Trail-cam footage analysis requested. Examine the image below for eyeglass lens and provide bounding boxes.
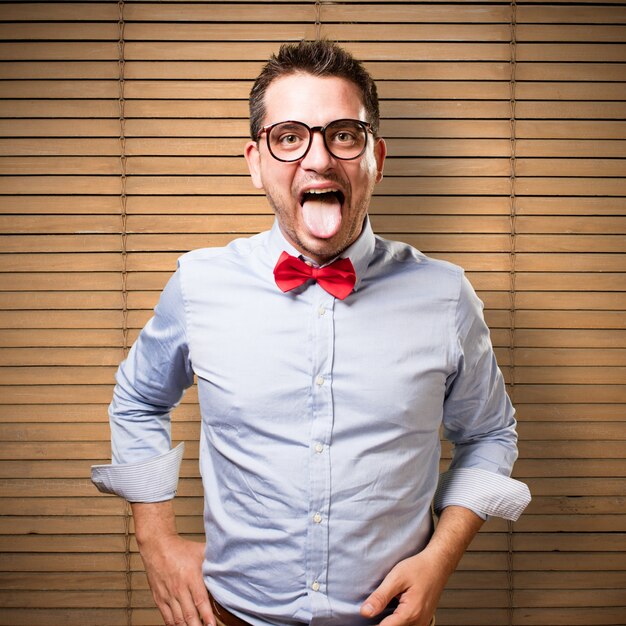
[267,120,368,162]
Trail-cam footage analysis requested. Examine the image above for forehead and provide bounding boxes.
[263,73,366,126]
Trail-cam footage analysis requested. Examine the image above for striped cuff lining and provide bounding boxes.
[434,467,531,521]
[91,442,185,502]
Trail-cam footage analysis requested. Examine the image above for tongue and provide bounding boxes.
[301,196,342,239]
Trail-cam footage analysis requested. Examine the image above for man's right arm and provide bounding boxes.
[91,270,213,625]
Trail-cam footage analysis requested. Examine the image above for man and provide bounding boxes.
[92,40,530,626]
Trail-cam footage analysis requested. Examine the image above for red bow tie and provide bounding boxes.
[273,251,356,300]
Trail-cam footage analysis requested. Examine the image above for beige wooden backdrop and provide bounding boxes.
[0,1,625,625]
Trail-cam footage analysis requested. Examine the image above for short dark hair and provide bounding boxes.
[249,40,380,140]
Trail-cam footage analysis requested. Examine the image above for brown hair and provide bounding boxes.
[249,40,380,140]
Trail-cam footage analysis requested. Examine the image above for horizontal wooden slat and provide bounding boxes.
[0,23,119,40]
[0,589,128,608]
[0,42,118,60]
[0,366,117,384]
[513,330,626,349]
[518,23,626,41]
[515,273,626,291]
[517,44,626,62]
[0,138,240,157]
[513,348,626,366]
[127,4,511,24]
[124,22,512,42]
[518,5,626,24]
[0,3,119,20]
[0,272,124,291]
[513,366,626,384]
[515,197,626,215]
[0,403,124,422]
[0,329,122,348]
[0,82,120,100]
[456,568,626,588]
[123,41,510,62]
[0,571,127,590]
[517,82,626,100]
[0,310,122,329]
[0,609,128,626]
[0,348,123,366]
[516,140,626,158]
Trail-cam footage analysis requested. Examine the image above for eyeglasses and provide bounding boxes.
[257,119,373,162]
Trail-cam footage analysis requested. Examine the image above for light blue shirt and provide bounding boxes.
[92,218,530,626]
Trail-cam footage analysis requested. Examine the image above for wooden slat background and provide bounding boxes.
[0,1,624,625]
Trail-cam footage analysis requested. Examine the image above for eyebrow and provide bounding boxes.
[275,122,305,130]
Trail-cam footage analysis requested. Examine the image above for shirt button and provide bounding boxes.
[314,442,324,453]
[315,375,324,386]
[318,306,326,316]
[313,512,322,524]
[312,581,320,592]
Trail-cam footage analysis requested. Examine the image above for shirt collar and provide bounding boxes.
[267,216,376,292]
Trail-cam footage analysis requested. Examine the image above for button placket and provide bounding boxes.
[306,291,334,615]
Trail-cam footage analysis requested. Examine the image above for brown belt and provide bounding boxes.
[209,594,253,626]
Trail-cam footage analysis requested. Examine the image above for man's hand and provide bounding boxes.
[359,549,444,626]
[360,506,485,626]
[132,501,215,626]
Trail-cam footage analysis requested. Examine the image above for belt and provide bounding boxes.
[209,594,252,626]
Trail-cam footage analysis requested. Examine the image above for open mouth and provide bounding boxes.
[300,189,345,206]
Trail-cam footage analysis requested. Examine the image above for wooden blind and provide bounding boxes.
[1,1,624,625]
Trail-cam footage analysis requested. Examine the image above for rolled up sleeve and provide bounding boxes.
[90,269,194,502]
[435,274,531,521]
[91,442,185,502]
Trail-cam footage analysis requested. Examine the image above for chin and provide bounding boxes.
[308,240,346,262]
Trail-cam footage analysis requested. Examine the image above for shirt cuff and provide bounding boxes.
[433,467,531,521]
[91,442,185,503]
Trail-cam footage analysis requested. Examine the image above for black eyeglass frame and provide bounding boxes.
[257,118,374,163]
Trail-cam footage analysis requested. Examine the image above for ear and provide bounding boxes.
[244,140,264,190]
[373,137,387,184]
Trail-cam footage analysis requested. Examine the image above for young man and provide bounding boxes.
[92,41,530,626]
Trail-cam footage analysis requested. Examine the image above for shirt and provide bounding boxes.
[92,217,531,626]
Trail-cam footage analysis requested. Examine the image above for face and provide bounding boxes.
[245,73,386,264]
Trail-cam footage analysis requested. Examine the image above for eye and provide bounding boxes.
[279,133,301,145]
[334,131,357,144]
[327,121,364,147]
[270,123,308,151]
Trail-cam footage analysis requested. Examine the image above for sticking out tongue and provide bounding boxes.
[301,193,342,239]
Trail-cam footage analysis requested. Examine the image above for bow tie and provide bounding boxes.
[273,251,356,300]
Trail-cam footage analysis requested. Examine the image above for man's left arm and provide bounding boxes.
[363,273,531,625]
[433,273,531,522]
[361,505,483,626]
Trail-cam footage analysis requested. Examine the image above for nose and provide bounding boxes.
[300,128,335,171]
